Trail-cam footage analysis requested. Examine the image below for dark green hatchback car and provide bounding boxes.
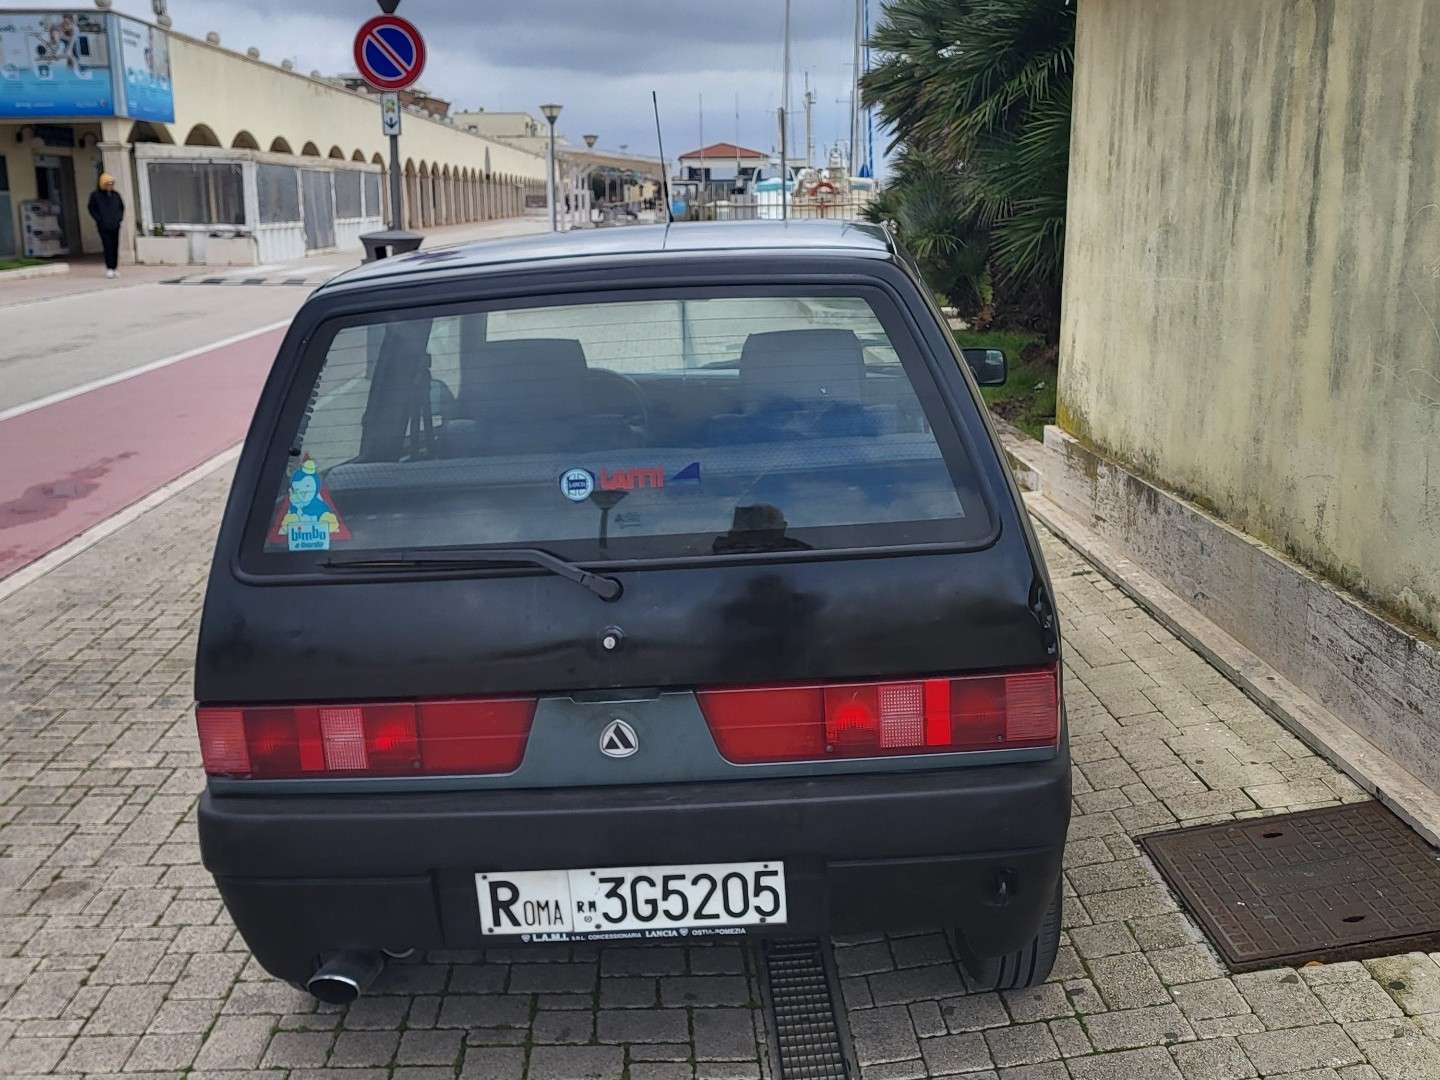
[194,221,1069,1002]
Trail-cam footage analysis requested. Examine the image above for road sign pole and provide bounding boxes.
[388,133,403,230]
[379,92,404,230]
[355,11,426,259]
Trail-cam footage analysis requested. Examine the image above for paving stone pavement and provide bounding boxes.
[838,537,1440,1080]
[1,468,1439,1079]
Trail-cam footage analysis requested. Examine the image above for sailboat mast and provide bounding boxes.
[863,0,875,177]
[780,0,791,218]
[851,0,862,176]
[735,93,741,181]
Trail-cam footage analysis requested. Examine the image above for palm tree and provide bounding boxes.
[865,148,993,313]
[862,0,1075,320]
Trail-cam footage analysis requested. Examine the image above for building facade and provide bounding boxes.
[449,110,665,229]
[677,143,772,186]
[1,8,549,266]
[452,111,544,141]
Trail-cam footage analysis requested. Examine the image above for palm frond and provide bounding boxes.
[863,0,1075,306]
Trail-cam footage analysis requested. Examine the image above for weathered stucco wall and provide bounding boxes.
[1061,0,1440,637]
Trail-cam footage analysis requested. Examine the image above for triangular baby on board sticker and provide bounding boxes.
[269,458,353,551]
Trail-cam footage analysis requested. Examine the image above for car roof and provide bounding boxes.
[325,220,897,293]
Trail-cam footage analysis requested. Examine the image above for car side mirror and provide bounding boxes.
[961,348,1008,387]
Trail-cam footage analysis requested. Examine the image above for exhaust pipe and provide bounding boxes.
[306,949,386,1005]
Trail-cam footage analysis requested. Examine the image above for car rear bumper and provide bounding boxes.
[199,751,1070,984]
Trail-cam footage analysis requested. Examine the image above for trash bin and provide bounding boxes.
[359,230,424,262]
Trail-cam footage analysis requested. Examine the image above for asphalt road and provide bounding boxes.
[0,269,311,416]
[0,218,549,582]
[0,218,549,415]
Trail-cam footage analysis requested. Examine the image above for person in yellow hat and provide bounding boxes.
[87,173,125,278]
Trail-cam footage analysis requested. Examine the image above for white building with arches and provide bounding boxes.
[0,8,556,265]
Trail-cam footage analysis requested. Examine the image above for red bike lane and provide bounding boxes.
[0,328,286,581]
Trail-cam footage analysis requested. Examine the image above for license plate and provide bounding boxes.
[477,861,786,938]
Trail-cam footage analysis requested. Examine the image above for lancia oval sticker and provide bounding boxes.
[560,468,596,502]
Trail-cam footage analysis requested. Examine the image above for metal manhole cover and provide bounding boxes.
[1140,801,1440,972]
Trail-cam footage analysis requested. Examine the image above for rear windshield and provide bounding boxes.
[250,289,993,566]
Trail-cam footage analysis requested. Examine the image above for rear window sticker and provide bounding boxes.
[599,467,665,492]
[277,459,349,552]
[670,461,702,490]
[560,467,596,502]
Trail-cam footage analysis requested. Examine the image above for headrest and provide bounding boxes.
[738,329,866,406]
[459,338,589,417]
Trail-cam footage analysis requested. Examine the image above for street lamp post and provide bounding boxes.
[582,135,599,220]
[541,103,562,232]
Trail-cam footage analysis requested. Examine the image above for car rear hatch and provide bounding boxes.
[196,263,1061,795]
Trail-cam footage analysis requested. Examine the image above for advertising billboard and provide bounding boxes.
[0,11,116,117]
[116,15,172,123]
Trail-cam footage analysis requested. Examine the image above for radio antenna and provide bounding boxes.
[653,91,673,224]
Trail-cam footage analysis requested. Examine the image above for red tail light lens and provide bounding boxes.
[195,698,537,779]
[699,666,1058,764]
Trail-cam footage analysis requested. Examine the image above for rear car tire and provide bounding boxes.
[954,879,1063,992]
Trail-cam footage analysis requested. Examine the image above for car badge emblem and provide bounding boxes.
[560,467,596,502]
[599,719,638,759]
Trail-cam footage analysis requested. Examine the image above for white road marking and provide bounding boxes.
[0,444,241,601]
[216,264,282,278]
[0,320,292,424]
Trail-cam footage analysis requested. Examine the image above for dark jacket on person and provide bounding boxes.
[87,189,125,232]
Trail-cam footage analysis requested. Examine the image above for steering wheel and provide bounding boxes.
[586,369,649,432]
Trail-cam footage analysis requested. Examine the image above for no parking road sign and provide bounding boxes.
[354,14,427,92]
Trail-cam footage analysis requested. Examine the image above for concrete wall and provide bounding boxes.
[1030,423,1440,831]
[1061,0,1440,638]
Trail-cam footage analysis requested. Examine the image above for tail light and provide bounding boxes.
[195,698,537,779]
[698,666,1058,765]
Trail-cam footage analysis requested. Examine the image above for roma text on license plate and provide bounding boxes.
[477,861,786,937]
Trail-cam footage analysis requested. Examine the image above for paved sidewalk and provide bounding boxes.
[840,539,1440,1080]
[0,470,772,1080]
[1,467,1438,1079]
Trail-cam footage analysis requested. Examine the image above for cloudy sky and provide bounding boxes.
[109,0,884,171]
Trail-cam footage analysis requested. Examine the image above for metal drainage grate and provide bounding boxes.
[1140,800,1440,972]
[759,939,852,1080]
[162,276,321,287]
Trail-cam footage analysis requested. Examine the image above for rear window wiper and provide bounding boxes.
[321,548,623,601]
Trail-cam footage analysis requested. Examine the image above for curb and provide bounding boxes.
[0,261,69,281]
[1023,489,1440,847]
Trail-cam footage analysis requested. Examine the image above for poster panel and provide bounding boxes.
[0,11,115,117]
[116,15,173,123]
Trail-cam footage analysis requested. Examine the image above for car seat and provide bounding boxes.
[709,329,892,444]
[441,338,634,457]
